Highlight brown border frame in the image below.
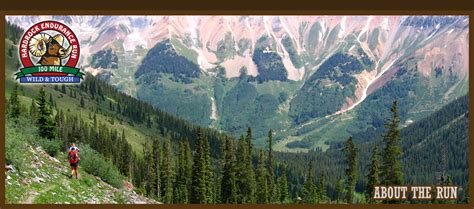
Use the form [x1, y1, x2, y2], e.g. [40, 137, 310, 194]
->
[0, 2, 473, 209]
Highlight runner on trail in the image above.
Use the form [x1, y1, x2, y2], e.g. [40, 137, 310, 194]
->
[68, 147, 80, 179]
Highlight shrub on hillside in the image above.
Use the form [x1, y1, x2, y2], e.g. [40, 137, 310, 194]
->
[38, 138, 62, 157]
[78, 144, 124, 188]
[6, 117, 38, 171]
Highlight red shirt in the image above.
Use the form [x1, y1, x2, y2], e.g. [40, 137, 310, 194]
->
[68, 150, 79, 163]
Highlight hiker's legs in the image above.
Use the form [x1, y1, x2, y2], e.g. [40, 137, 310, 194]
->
[73, 166, 78, 179]
[70, 164, 77, 178]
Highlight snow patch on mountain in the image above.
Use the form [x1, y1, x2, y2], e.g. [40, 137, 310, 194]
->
[123, 30, 148, 51]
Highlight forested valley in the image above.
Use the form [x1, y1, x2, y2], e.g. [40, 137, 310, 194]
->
[6, 74, 469, 204]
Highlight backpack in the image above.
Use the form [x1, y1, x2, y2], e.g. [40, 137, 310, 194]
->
[68, 150, 78, 164]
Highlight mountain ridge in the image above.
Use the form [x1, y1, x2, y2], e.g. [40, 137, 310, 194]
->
[5, 16, 469, 150]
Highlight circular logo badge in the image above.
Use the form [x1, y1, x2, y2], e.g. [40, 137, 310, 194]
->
[16, 20, 84, 83]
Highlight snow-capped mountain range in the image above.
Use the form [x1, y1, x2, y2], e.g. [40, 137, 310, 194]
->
[6, 16, 469, 149]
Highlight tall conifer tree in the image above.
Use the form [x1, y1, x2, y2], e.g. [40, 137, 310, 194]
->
[9, 83, 21, 118]
[236, 128, 256, 203]
[318, 174, 326, 202]
[151, 138, 161, 201]
[256, 150, 269, 204]
[176, 138, 192, 203]
[344, 137, 357, 204]
[36, 88, 56, 139]
[366, 145, 380, 203]
[335, 178, 344, 203]
[143, 141, 156, 197]
[191, 128, 212, 203]
[220, 137, 238, 203]
[380, 101, 404, 187]
[267, 129, 276, 202]
[278, 162, 289, 203]
[161, 136, 175, 203]
[301, 161, 317, 204]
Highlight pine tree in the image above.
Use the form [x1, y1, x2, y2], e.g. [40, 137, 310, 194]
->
[29, 99, 38, 123]
[344, 137, 357, 204]
[191, 128, 213, 203]
[161, 136, 175, 204]
[109, 100, 113, 111]
[212, 174, 221, 204]
[256, 150, 269, 204]
[176, 138, 192, 203]
[236, 128, 257, 203]
[80, 97, 85, 108]
[267, 129, 276, 202]
[245, 128, 254, 155]
[301, 161, 317, 204]
[380, 101, 404, 187]
[183, 139, 192, 202]
[203, 131, 214, 203]
[274, 177, 281, 203]
[236, 135, 246, 203]
[366, 145, 380, 203]
[143, 141, 156, 197]
[61, 84, 67, 94]
[318, 174, 326, 202]
[278, 162, 289, 203]
[220, 137, 238, 203]
[36, 88, 56, 139]
[9, 83, 21, 118]
[151, 138, 161, 201]
[119, 130, 131, 176]
[335, 178, 344, 203]
[49, 93, 54, 107]
[55, 109, 65, 142]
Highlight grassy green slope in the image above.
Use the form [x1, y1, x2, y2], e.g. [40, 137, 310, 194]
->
[5, 119, 157, 204]
[5, 38, 157, 154]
